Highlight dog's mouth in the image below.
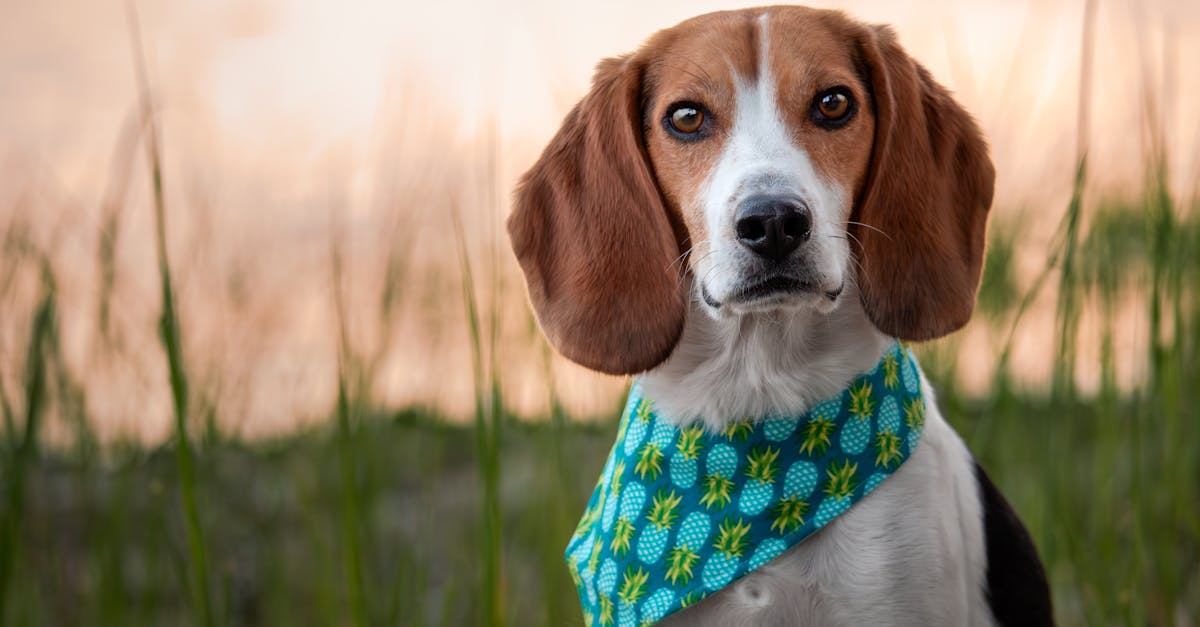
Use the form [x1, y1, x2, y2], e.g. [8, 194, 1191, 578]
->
[702, 276, 843, 309]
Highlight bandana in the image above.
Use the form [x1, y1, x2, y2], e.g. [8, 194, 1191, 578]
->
[565, 342, 926, 626]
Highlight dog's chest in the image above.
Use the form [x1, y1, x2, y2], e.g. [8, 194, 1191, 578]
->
[659, 411, 996, 627]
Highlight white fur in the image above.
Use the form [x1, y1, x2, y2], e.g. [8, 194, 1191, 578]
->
[692, 12, 849, 318]
[641, 281, 890, 431]
[658, 377, 994, 626]
[638, 12, 997, 626]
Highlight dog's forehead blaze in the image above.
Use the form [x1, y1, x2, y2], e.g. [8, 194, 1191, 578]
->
[641, 12, 757, 262]
[765, 11, 876, 196]
[641, 8, 874, 259]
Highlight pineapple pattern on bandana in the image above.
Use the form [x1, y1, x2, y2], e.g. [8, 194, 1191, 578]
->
[566, 342, 926, 626]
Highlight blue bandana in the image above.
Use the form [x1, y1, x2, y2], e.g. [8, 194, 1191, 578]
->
[565, 342, 926, 626]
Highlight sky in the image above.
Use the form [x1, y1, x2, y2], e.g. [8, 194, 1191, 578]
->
[1, 0, 1197, 438]
[3, 0, 1198, 201]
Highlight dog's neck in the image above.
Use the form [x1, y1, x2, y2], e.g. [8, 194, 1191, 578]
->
[640, 281, 892, 431]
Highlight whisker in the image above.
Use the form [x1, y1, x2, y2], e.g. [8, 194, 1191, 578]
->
[841, 229, 865, 251]
[847, 251, 867, 277]
[669, 246, 694, 273]
[660, 62, 715, 94]
[846, 220, 892, 241]
[679, 56, 717, 90]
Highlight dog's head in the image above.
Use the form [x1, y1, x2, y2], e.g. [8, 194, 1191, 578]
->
[509, 6, 994, 375]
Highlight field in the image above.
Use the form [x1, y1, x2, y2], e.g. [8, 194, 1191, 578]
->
[2, 1, 1199, 626]
[3, 163, 1198, 626]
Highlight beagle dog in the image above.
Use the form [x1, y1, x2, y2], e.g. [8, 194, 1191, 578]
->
[509, 6, 1052, 626]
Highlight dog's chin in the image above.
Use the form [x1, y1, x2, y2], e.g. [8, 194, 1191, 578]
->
[700, 277, 844, 318]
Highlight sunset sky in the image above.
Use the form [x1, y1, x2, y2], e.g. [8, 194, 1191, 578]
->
[1, 0, 1197, 438]
[4, 0, 1198, 201]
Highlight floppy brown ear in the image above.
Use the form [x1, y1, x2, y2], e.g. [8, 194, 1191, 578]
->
[852, 26, 995, 341]
[508, 55, 687, 375]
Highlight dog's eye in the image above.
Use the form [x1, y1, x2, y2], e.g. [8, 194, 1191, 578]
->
[811, 87, 855, 129]
[665, 102, 707, 138]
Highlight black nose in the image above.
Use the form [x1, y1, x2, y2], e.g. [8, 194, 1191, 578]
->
[734, 196, 812, 261]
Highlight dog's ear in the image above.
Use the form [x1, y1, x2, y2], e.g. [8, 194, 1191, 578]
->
[508, 55, 687, 375]
[852, 26, 995, 341]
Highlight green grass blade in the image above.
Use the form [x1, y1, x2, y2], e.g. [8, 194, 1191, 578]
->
[128, 5, 216, 625]
[450, 200, 504, 627]
[0, 273, 55, 620]
[330, 235, 369, 627]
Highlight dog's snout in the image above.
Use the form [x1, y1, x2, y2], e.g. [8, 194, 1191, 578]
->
[734, 196, 812, 262]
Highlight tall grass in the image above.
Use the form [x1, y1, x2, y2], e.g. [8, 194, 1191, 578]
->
[1, 2, 1197, 626]
[451, 195, 505, 626]
[0, 262, 54, 619]
[330, 231, 369, 627]
[128, 5, 215, 625]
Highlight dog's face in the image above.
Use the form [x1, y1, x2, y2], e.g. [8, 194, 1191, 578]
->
[510, 6, 994, 375]
[642, 11, 875, 318]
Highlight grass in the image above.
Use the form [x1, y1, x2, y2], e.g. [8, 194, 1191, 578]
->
[0, 5, 1197, 627]
[129, 6, 215, 626]
[1, 179, 1196, 627]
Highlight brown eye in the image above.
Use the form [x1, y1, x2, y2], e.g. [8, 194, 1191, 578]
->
[666, 103, 706, 137]
[811, 87, 855, 128]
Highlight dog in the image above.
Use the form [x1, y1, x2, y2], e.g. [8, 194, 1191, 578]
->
[508, 6, 1052, 626]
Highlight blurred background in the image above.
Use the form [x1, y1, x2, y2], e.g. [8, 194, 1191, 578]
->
[0, 0, 1196, 625]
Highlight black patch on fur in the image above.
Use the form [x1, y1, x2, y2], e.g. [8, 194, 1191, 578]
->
[975, 462, 1054, 626]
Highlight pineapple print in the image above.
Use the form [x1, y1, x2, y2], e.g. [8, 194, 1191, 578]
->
[670, 425, 705, 489]
[823, 458, 859, 499]
[598, 596, 614, 626]
[588, 535, 604, 576]
[639, 588, 676, 625]
[568, 528, 595, 575]
[699, 444, 738, 510]
[838, 415, 870, 455]
[568, 558, 583, 589]
[814, 459, 859, 526]
[840, 381, 875, 454]
[601, 459, 626, 532]
[576, 496, 602, 538]
[904, 397, 925, 454]
[722, 419, 754, 442]
[701, 517, 751, 591]
[901, 348, 921, 394]
[636, 489, 682, 564]
[739, 446, 781, 515]
[877, 396, 901, 433]
[568, 346, 929, 625]
[623, 398, 654, 456]
[665, 511, 710, 586]
[635, 422, 674, 481]
[610, 483, 646, 556]
[616, 566, 647, 627]
[874, 430, 902, 468]
[810, 397, 842, 422]
[848, 380, 875, 419]
[771, 460, 818, 534]
[874, 396, 902, 468]
[614, 386, 639, 442]
[882, 351, 900, 389]
[616, 565, 649, 609]
[863, 471, 888, 494]
[770, 495, 808, 535]
[799, 415, 836, 456]
[763, 416, 799, 441]
[748, 537, 787, 570]
[597, 558, 619, 596]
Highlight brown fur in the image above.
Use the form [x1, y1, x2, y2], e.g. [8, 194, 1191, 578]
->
[640, 12, 754, 266]
[851, 24, 995, 340]
[508, 7, 993, 373]
[509, 55, 687, 375]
